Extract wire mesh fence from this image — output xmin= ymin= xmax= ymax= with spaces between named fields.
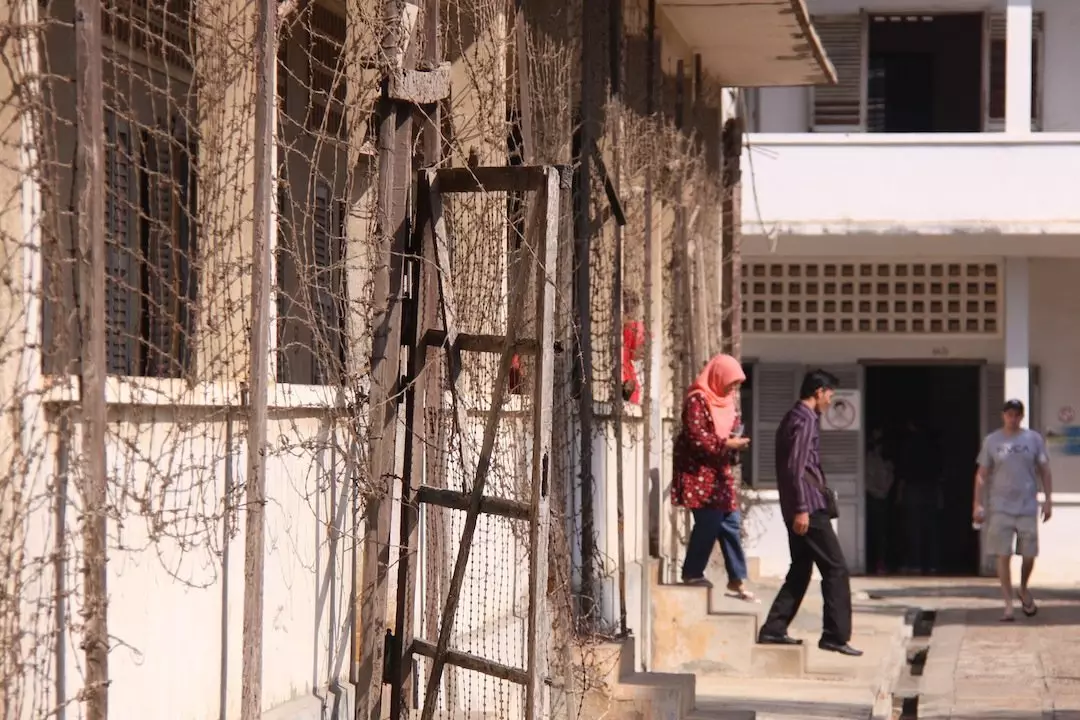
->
xmin=0 ymin=0 xmax=742 ymax=715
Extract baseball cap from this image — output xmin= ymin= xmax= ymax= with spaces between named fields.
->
xmin=1003 ymin=399 xmax=1025 ymax=413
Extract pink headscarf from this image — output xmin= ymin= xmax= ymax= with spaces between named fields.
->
xmin=686 ymin=353 xmax=746 ymax=438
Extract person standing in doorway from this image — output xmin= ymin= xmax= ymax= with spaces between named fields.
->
xmin=672 ymin=353 xmax=756 ymax=601
xmin=973 ymin=399 xmax=1053 ymax=622
xmin=865 ymin=429 xmax=895 ymax=575
xmin=758 ymin=369 xmax=862 ymax=657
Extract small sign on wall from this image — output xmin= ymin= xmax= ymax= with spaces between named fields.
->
xmin=822 ymin=389 xmax=861 ymax=432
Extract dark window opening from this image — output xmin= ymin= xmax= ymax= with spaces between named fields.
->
xmin=867 ymin=14 xmax=983 ymax=133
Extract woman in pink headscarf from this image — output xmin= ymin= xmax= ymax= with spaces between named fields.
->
xmin=671 ymin=353 xmax=755 ymax=601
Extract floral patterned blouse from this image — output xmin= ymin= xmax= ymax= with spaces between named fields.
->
xmin=671 ymin=394 xmax=739 ymax=512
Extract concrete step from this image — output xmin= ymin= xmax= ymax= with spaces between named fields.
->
xmin=614 ymin=672 xmax=697 ymax=719
xmin=575 ymin=635 xmax=698 ymax=720
xmin=694 ymin=676 xmax=882 ymax=719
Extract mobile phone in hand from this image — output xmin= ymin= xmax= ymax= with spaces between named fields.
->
xmin=732 ymin=423 xmax=745 ymax=438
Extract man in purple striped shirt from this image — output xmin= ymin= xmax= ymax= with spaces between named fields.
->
xmin=758 ymin=370 xmax=862 ymax=657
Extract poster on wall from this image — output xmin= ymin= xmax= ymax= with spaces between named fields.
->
xmin=822 ymin=389 xmax=861 ymax=432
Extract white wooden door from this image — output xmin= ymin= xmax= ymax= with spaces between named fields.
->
xmin=820 ymin=365 xmax=865 ymax=574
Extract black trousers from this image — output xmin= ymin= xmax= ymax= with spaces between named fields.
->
xmin=760 ymin=511 xmax=852 ymax=644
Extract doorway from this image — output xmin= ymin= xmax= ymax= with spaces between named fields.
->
xmin=864 ymin=364 xmax=982 ymax=576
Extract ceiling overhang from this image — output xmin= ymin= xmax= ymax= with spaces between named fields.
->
xmin=659 ymin=0 xmax=837 ymax=88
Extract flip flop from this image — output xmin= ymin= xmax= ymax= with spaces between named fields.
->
xmin=1019 ymin=590 xmax=1038 ymax=617
xmin=1000 ymin=611 xmax=1016 ymax=623
xmin=727 ymin=585 xmax=760 ymax=603
xmin=682 ymin=576 xmax=713 ymax=588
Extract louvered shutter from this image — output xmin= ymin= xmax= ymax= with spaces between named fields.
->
xmin=985 ymin=12 xmax=1043 ymax=131
xmin=751 ymin=364 xmax=802 ymax=486
xmin=146 ymin=128 xmax=178 ymax=377
xmin=105 ymin=112 xmax=137 ymax=375
xmin=175 ymin=133 xmax=196 ymax=373
xmin=276 ymin=183 xmax=291 ymax=383
xmin=811 ymin=14 xmax=865 ymax=131
xmin=311 ymin=181 xmax=341 ymax=384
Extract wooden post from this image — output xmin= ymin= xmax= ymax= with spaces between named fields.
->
xmin=390 ymin=2 xmax=441 ymax=715
xmin=525 ymin=168 xmax=559 ymax=720
xmin=641 ymin=0 xmax=660 ymax=662
xmin=607 ymin=0 xmax=628 ymax=639
xmin=672 ymin=59 xmax=694 ymax=397
xmin=240 ymin=0 xmax=276 ymax=714
xmin=575 ymin=0 xmax=604 ymax=626
xmin=73 ymin=0 xmax=108 ymax=714
xmin=721 ymin=114 xmax=744 ymax=361
xmin=359 ymin=3 xmax=415 ymax=716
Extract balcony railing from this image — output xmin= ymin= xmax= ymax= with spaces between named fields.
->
xmin=741 ymin=133 xmax=1080 ymax=236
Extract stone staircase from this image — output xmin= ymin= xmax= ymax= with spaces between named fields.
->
xmin=574 ymin=562 xmax=912 ymax=719
xmin=649 ymin=565 xmax=913 ymax=719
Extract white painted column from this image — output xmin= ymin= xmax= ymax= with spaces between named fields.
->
xmin=1005 ymin=258 xmax=1030 ymax=426
xmin=1006 ymin=0 xmax=1034 ymax=134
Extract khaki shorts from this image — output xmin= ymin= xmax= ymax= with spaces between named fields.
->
xmin=986 ymin=513 xmax=1039 ymax=558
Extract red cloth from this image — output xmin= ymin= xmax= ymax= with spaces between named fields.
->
xmin=671 ymin=394 xmax=739 ymax=511
xmin=622 ymin=320 xmax=645 ymax=404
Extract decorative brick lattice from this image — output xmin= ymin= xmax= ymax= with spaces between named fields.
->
xmin=742 ymin=261 xmax=1002 ymax=335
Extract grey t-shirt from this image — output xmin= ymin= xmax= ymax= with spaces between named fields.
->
xmin=977 ymin=429 xmax=1049 ymax=517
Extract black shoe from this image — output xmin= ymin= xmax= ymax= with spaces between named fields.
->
xmin=818 ymin=639 xmax=863 ymax=657
xmin=758 ymin=633 xmax=803 ymax=646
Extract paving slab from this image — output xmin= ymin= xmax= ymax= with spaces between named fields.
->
xmin=848 ymin=576 xmax=1080 ymax=720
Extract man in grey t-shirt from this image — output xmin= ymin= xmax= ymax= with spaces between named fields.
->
xmin=973 ymin=399 xmax=1053 ymax=622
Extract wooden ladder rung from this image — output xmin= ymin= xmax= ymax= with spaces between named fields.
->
xmin=411 ymin=639 xmax=528 ymax=685
xmin=435 ymin=165 xmax=548 ymax=194
xmin=421 ymin=329 xmax=562 ymax=355
xmin=416 ymin=486 xmax=532 ymax=521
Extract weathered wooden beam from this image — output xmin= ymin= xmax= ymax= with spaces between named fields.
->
xmin=525 ymin=167 xmax=559 ymax=720
xmin=411 ymin=640 xmax=529 ymax=686
xmin=420 ymin=329 xmax=555 ymax=355
xmin=435 ymin=165 xmax=548 ymax=194
xmin=416 ymin=486 xmax=532 ymax=521
xmin=388 ymin=64 xmax=452 ymax=105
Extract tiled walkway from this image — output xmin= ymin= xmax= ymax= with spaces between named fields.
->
xmin=857 ymin=578 xmax=1080 ymax=719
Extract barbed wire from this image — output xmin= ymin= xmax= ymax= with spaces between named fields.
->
xmin=0 ymin=0 xmax=743 ymax=715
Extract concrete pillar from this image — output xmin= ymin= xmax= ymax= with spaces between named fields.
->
xmin=1005 ymin=257 xmax=1030 ymax=426
xmin=1006 ymin=0 xmax=1033 ymax=134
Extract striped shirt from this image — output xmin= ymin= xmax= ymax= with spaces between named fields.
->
xmin=775 ymin=401 xmax=828 ymax=524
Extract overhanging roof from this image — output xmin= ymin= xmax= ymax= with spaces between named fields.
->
xmin=659 ymin=0 xmax=837 ymax=88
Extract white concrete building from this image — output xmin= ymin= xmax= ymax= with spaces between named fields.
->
xmin=736 ymin=0 xmax=1080 ymax=583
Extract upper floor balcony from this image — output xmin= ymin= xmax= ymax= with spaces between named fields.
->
xmin=739 ymin=0 xmax=1080 ymax=237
